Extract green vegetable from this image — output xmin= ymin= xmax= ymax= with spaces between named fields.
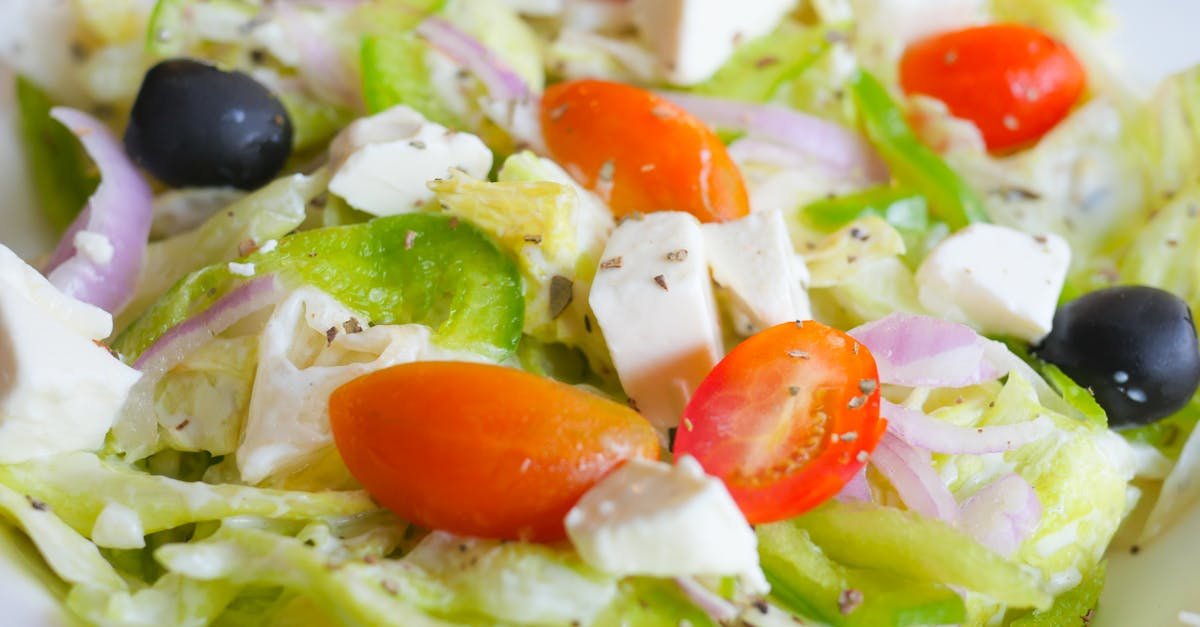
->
xmin=592 ymin=579 xmax=716 ymax=627
xmin=14 ymin=75 xmax=96 ymax=233
xmin=758 ymin=521 xmax=966 ymax=626
xmin=849 ymin=71 xmax=988 ymax=230
xmin=691 ymin=20 xmax=832 ymax=103
xmin=1040 ymin=363 xmax=1108 ymax=427
xmin=145 ymin=0 xmax=187 ymax=56
xmin=0 ymin=452 xmax=376 ymax=538
xmin=442 ymin=0 xmax=545 ymax=92
xmin=154 ymin=336 xmax=258 ymax=456
xmin=789 ymin=500 xmax=1051 ymax=610
xmin=1009 ymin=562 xmax=1105 ymax=626
xmin=1122 ymin=392 xmax=1200 ymax=461
xmin=119 ymin=171 xmax=325 ymax=328
xmin=802 ymin=187 xmax=929 ymax=233
xmin=116 ymin=213 xmax=524 ymax=363
xmin=361 ymin=33 xmax=463 ymax=126
xmin=68 ymin=573 xmax=238 ymax=627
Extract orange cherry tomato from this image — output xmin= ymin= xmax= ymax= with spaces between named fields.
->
xmin=674 ymin=321 xmax=885 ymax=524
xmin=899 ymin=23 xmax=1086 ymax=153
xmin=540 ymin=79 xmax=750 ymax=222
xmin=329 ymin=361 xmax=659 ymax=541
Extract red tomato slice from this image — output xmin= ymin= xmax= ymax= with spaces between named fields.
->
xmin=540 ymin=79 xmax=750 ymax=223
xmin=899 ymin=23 xmax=1086 ymax=153
xmin=329 ymin=361 xmax=659 ymax=541
xmin=674 ymin=321 xmax=885 ymax=524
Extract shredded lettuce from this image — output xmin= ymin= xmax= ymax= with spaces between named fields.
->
xmin=0 ymin=452 xmax=376 ymax=540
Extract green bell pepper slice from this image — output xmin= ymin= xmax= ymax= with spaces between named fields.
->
xmin=14 ymin=75 xmax=96 ymax=232
xmin=758 ymin=520 xmax=966 ymax=626
xmin=114 ymin=213 xmax=524 ymax=362
xmin=848 ymin=71 xmax=988 ymax=231
xmin=361 ymin=33 xmax=463 ymax=128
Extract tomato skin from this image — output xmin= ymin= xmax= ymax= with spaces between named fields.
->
xmin=674 ymin=321 xmax=885 ymax=524
xmin=540 ymin=79 xmax=750 ymax=222
xmin=899 ymin=23 xmax=1086 ymax=152
xmin=329 ymin=361 xmax=659 ymax=541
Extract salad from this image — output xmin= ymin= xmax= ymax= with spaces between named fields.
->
xmin=2 ymin=0 xmax=1200 ymax=624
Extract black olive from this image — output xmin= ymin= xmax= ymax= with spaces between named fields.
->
xmin=1035 ymin=285 xmax=1200 ymax=427
xmin=124 ymin=59 xmax=292 ymax=190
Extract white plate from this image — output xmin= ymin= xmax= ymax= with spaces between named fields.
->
xmin=0 ymin=1 xmax=1198 ymax=625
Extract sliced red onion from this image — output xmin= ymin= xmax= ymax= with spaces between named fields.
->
xmin=674 ymin=577 xmax=739 ymax=624
xmin=658 ymin=92 xmax=888 ymax=182
xmin=115 ymin=275 xmax=285 ymax=457
xmin=871 ymin=433 xmax=960 ymax=524
xmin=960 ymin=473 xmax=1042 ymax=558
xmin=416 ymin=17 xmax=531 ymax=102
xmin=274 ymin=4 xmax=362 ymax=108
xmin=883 ymin=400 xmax=1054 ymax=455
xmin=835 ymin=466 xmax=871 ymax=503
xmin=43 ymin=108 xmax=153 ymax=315
xmin=849 ymin=313 xmax=1000 ymax=388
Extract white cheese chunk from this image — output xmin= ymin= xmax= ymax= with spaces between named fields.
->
xmin=91 ymin=502 xmax=145 ymax=549
xmin=328 ymin=105 xmax=492 ymax=216
xmin=563 ymin=0 xmax=635 ymax=33
xmin=588 ymin=212 xmax=722 ymax=432
xmin=0 ymin=245 xmax=140 ymax=463
xmin=703 ymin=210 xmax=812 ymax=336
xmin=72 ymin=230 xmax=114 ymax=266
xmin=630 ymin=0 xmax=794 ymax=85
xmin=916 ymin=224 xmax=1070 ymax=343
xmin=565 ymin=456 xmax=767 ymax=592
xmin=237 ymin=287 xmax=483 ymax=484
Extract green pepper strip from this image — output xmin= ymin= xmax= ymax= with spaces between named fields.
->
xmin=802 ymin=186 xmax=929 ymax=233
xmin=114 ymin=213 xmax=524 ymax=363
xmin=14 ymin=75 xmax=97 ymax=233
xmin=848 ymin=71 xmax=988 ymax=231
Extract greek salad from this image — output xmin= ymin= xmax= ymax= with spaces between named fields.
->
xmin=3 ymin=0 xmax=1200 ymax=625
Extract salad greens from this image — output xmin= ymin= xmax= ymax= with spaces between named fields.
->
xmin=3 ymin=0 xmax=1198 ymax=625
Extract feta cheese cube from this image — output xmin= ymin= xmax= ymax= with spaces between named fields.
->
xmin=565 ymin=456 xmax=767 ymax=592
xmin=588 ymin=212 xmax=723 ymax=431
xmin=328 ymin=106 xmax=493 ymax=216
xmin=915 ymin=224 xmax=1070 ymax=343
xmin=0 ymin=245 xmax=140 ymax=463
xmin=630 ymin=0 xmax=794 ymax=85
xmin=237 ymin=288 xmax=484 ymax=484
xmin=703 ymin=210 xmax=812 ymax=336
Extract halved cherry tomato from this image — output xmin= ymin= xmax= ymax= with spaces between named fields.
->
xmin=674 ymin=321 xmax=885 ymax=524
xmin=899 ymin=23 xmax=1086 ymax=153
xmin=329 ymin=361 xmax=658 ymax=541
xmin=540 ymin=79 xmax=750 ymax=222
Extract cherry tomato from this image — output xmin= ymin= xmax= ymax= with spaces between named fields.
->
xmin=540 ymin=79 xmax=750 ymax=222
xmin=899 ymin=23 xmax=1086 ymax=153
xmin=674 ymin=321 xmax=885 ymax=524
xmin=330 ymin=361 xmax=659 ymax=541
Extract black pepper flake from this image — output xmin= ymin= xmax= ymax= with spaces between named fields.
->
xmin=343 ymin=318 xmax=363 ymax=334
xmin=1081 ymin=608 xmax=1095 ymax=624
xmin=848 ymin=395 xmax=868 ymax=409
xmin=381 ymin=579 xmax=399 ymax=595
xmin=583 ymin=314 xmax=593 ymax=333
xmin=523 ymin=234 xmax=543 ymax=244
xmin=788 ymin=386 xmax=801 ymax=396
xmin=653 ymin=274 xmax=668 ymax=291
xmin=176 ymin=419 xmax=191 ymax=431
xmin=667 ymin=427 xmax=678 ymax=452
xmin=627 ymin=397 xmax=640 ymax=412
xmin=26 ymin=496 xmax=47 ymax=512
xmin=363 ymin=554 xmax=379 ymax=564
xmin=858 ymin=379 xmax=877 ymax=395
xmin=752 ymin=599 xmax=770 ymax=614
xmin=849 ymin=227 xmax=869 ymax=241
xmin=1130 ymin=544 xmax=1141 ymax=555
xmin=238 ymin=238 xmax=259 ymax=256
xmin=1033 ymin=234 xmax=1049 ymax=245
xmin=409 ymin=140 xmax=427 ymax=150
xmin=549 ymin=275 xmax=574 ymax=319
xmin=786 ymin=349 xmax=811 ymax=359
xmin=448 ymin=217 xmax=459 ymax=229
xmin=600 ymin=256 xmax=623 ymax=270
xmin=665 ymin=249 xmax=689 ymax=262
xmin=325 ymin=326 xmax=338 ymax=346
xmin=404 ymin=230 xmax=418 ymax=250
xmin=754 ymin=56 xmax=779 ymax=68
xmin=795 ymin=320 xmax=805 ymax=329
xmin=838 ymin=588 xmax=863 ymax=614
